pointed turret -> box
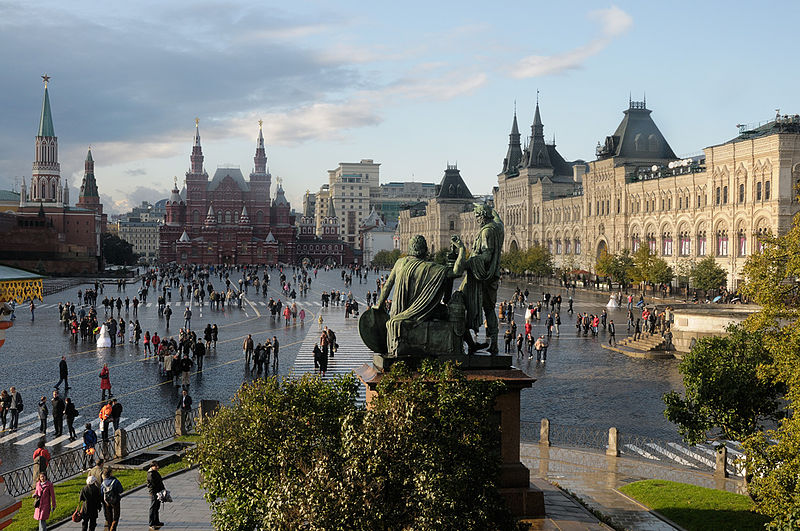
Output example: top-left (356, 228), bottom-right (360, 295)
top-left (502, 110), bottom-right (523, 176)
top-left (30, 75), bottom-right (60, 204)
top-left (205, 203), bottom-right (216, 225)
top-left (169, 177), bottom-right (182, 203)
top-left (239, 205), bottom-right (251, 224)
top-left (63, 179), bottom-right (69, 205)
top-left (525, 102), bottom-right (551, 169)
top-left (254, 120), bottom-right (267, 175)
top-left (20, 177), bottom-right (26, 206)
top-left (272, 182), bottom-right (290, 207)
top-left (79, 148), bottom-right (99, 198)
top-left (190, 118), bottom-right (204, 174)
top-left (327, 197), bottom-right (336, 219)
top-left (38, 83), bottom-right (55, 138)
top-left (177, 230), bottom-right (191, 243)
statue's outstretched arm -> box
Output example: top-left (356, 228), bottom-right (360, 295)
top-left (374, 265), bottom-right (397, 308)
top-left (450, 236), bottom-right (466, 277)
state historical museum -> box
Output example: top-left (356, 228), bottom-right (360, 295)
top-left (159, 121), bottom-right (296, 265)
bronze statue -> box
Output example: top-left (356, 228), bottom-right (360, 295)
top-left (459, 204), bottom-right (504, 354)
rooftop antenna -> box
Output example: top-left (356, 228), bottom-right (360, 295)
top-left (536, 89), bottom-right (539, 105)
top-left (643, 91), bottom-right (647, 107)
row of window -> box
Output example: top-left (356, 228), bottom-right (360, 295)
top-left (546, 239), bottom-right (581, 255)
top-left (630, 231), bottom-right (765, 257)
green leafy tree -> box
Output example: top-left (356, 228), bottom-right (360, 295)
top-left (663, 325), bottom-right (783, 446)
top-left (631, 246), bottom-right (672, 286)
top-left (597, 249), bottom-right (635, 289)
top-left (372, 249), bottom-right (402, 268)
top-left (737, 221), bottom-right (800, 527)
top-left (102, 233), bottom-right (137, 265)
top-left (431, 248), bottom-right (449, 265)
top-left (191, 365), bottom-right (517, 530)
top-left (690, 256), bottom-right (727, 292)
top-left (523, 245), bottom-right (554, 278)
top-left (649, 256), bottom-right (674, 285)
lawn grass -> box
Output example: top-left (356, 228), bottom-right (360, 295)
top-left (619, 479), bottom-right (769, 531)
top-left (6, 459), bottom-right (189, 531)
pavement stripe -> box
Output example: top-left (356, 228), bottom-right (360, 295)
top-left (0, 425), bottom-right (36, 443)
top-left (123, 418), bottom-right (150, 431)
top-left (624, 444), bottom-right (659, 460)
top-left (645, 443), bottom-right (696, 468)
top-left (15, 431), bottom-right (46, 445)
top-left (666, 442), bottom-right (715, 468)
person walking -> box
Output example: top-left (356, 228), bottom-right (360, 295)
top-left (0, 389), bottom-right (9, 432)
top-left (272, 336), bottom-right (279, 370)
top-left (99, 364), bottom-right (112, 400)
top-left (51, 390), bottom-right (65, 437)
top-left (146, 461), bottom-right (165, 530)
top-left (164, 305), bottom-right (172, 328)
top-left (99, 402), bottom-right (112, 444)
top-left (101, 467), bottom-right (123, 531)
top-left (608, 319), bottom-right (617, 346)
top-left (38, 396), bottom-right (48, 434)
top-left (243, 335), bottom-right (254, 367)
top-left (55, 356), bottom-right (70, 391)
top-left (110, 399), bottom-right (123, 432)
top-left (183, 307), bottom-right (192, 330)
top-left (193, 340), bottom-right (205, 371)
top-left (9, 386), bottom-right (22, 430)
top-left (79, 475), bottom-right (102, 531)
top-left (180, 354), bottom-right (193, 390)
top-left (30, 299), bottom-right (36, 321)
top-left (65, 397), bottom-right (79, 440)
top-left (33, 471), bottom-right (56, 531)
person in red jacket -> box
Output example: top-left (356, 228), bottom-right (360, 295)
top-left (99, 364), bottom-right (112, 400)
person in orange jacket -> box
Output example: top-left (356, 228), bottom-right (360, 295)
top-left (99, 402), bottom-right (113, 443)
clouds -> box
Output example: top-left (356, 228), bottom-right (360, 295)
top-left (509, 6), bottom-right (633, 79)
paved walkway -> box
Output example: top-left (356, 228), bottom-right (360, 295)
top-left (523, 443), bottom-right (746, 530)
top-left (116, 468), bottom-right (212, 530)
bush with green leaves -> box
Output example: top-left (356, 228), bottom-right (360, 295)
top-left (191, 363), bottom-right (518, 530)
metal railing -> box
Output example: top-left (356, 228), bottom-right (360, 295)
top-left (0, 407), bottom-right (199, 498)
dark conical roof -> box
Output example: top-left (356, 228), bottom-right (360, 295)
top-left (80, 148), bottom-right (99, 198)
top-left (436, 165), bottom-right (473, 199)
top-left (525, 102), bottom-right (551, 169)
top-left (502, 112), bottom-right (523, 176)
top-left (597, 101), bottom-right (677, 160)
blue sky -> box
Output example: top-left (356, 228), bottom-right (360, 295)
top-left (0, 1), bottom-right (797, 213)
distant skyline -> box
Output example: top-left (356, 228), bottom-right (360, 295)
top-left (1, 1), bottom-right (798, 213)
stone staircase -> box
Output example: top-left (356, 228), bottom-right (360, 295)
top-left (616, 334), bottom-right (670, 352)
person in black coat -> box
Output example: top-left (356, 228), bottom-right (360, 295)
top-left (146, 461), bottom-right (165, 528)
top-left (51, 390), bottom-right (65, 437)
top-left (65, 397), bottom-right (79, 440)
top-left (79, 475), bottom-right (102, 531)
top-left (38, 396), bottom-right (48, 434)
top-left (177, 389), bottom-right (192, 411)
top-left (55, 356), bottom-right (70, 390)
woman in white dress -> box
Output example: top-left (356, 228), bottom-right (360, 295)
top-left (97, 324), bottom-right (111, 348)
top-left (128, 321), bottom-right (135, 343)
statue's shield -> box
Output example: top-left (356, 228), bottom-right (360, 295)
top-left (358, 307), bottom-right (389, 354)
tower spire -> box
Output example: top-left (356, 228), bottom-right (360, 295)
top-left (502, 106), bottom-right (522, 176)
top-left (38, 75), bottom-right (55, 137)
top-left (253, 120), bottom-right (267, 175)
top-left (525, 97), bottom-right (552, 169)
top-left (190, 118), bottom-right (204, 174)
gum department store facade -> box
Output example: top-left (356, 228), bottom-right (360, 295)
top-left (398, 100), bottom-right (800, 289)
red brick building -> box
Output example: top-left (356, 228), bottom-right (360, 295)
top-left (296, 198), bottom-right (353, 265)
top-left (2, 78), bottom-right (106, 274)
top-left (159, 121), bottom-right (296, 265)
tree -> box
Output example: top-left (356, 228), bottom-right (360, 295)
top-left (690, 256), bottom-right (727, 292)
top-left (191, 365), bottom-right (517, 530)
top-left (523, 245), bottom-right (554, 278)
top-left (431, 248), bottom-right (449, 265)
top-left (631, 247), bottom-right (673, 287)
top-left (663, 325), bottom-right (783, 446)
top-left (736, 221), bottom-right (800, 527)
top-left (372, 249), bottom-right (402, 268)
top-left (102, 233), bottom-right (137, 265)
top-left (596, 249), bottom-right (635, 289)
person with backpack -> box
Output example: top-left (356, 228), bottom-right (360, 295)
top-left (146, 461), bottom-right (165, 530)
top-left (101, 467), bottom-right (123, 531)
top-left (83, 423), bottom-right (98, 468)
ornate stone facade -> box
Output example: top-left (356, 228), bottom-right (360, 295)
top-left (399, 100), bottom-right (800, 288)
top-left (158, 122), bottom-right (296, 265)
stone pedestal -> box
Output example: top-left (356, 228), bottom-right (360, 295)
top-left (356, 364), bottom-right (545, 519)
top-left (114, 428), bottom-right (128, 458)
top-left (175, 410), bottom-right (188, 436)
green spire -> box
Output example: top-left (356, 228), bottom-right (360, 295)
top-left (38, 84), bottom-right (55, 138)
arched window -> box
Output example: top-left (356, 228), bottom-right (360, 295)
top-left (738, 230), bottom-right (747, 257)
top-left (256, 211), bottom-right (264, 223)
top-left (756, 182), bottom-right (762, 201)
top-left (662, 232), bottom-right (673, 256)
top-left (697, 231), bottom-right (707, 256)
top-left (679, 232), bottom-right (691, 256)
top-left (647, 233), bottom-right (657, 254)
top-left (217, 212), bottom-right (222, 224)
top-left (225, 210), bottom-right (232, 224)
top-left (192, 210), bottom-right (200, 223)
top-left (716, 230), bottom-right (728, 256)
top-left (723, 186), bottom-right (728, 204)
top-left (716, 187), bottom-right (721, 205)
top-left (648, 134), bottom-right (659, 151)
top-left (631, 233), bottom-right (640, 252)
top-left (765, 181), bottom-right (771, 200)
top-left (739, 183), bottom-right (745, 203)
